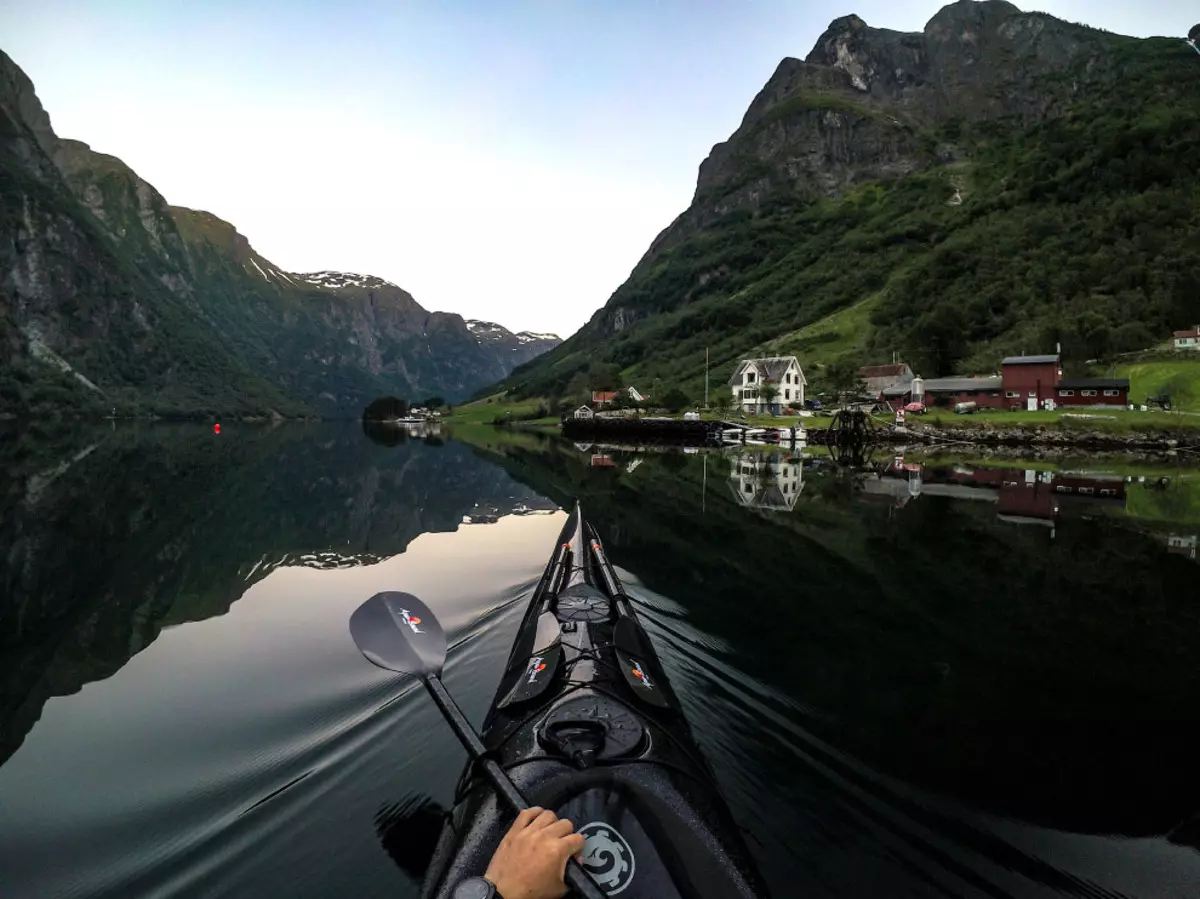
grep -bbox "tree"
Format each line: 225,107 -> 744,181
660,387 -> 691,412
824,359 -> 861,401
565,371 -> 590,406
421,396 -> 445,409
362,396 -> 408,421
756,380 -> 780,414
587,362 -> 623,391
711,391 -> 733,415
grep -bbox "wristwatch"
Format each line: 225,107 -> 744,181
452,876 -> 497,899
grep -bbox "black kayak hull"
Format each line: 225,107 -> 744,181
422,505 -> 767,899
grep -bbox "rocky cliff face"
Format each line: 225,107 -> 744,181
0,50 -> 556,416
654,0 -> 1109,255
498,0 -> 1200,396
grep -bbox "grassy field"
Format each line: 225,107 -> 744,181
1113,357 -> 1200,411
445,393 -> 555,425
908,407 -> 1200,433
757,296 -> 879,363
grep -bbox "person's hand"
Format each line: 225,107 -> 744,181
484,806 -> 586,899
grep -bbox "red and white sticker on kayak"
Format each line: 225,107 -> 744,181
526,655 -> 548,684
630,659 -> 653,689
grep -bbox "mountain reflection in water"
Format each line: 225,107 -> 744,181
1,424 -> 1199,898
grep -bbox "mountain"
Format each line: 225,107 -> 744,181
0,52 -> 558,418
466,320 -> 562,369
497,0 -> 1200,401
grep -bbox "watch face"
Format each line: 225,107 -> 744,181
453,877 -> 494,899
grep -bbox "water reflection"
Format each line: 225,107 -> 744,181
3,425 -> 1200,898
0,424 -> 550,769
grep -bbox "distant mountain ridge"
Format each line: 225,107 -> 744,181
495,0 -> 1200,401
0,53 -> 560,417
466,319 -> 562,367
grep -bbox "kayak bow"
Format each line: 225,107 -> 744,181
423,503 -> 767,898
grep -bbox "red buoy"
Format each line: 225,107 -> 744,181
214,423 -> 221,434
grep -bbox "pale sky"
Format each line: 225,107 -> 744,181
2,1 -> 1194,336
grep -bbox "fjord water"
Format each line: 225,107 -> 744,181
2,425 -> 1200,899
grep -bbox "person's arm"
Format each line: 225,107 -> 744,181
483,807 -> 586,899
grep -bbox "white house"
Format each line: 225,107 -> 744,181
1174,325 -> 1200,351
728,355 -> 806,414
573,405 -> 594,419
727,452 -> 804,511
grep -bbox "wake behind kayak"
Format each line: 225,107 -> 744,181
419,503 -> 767,898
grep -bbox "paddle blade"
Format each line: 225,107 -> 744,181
350,592 -> 447,676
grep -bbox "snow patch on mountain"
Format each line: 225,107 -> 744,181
295,270 -> 399,290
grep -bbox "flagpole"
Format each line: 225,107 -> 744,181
705,347 -> 709,408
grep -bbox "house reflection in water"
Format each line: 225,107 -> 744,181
727,452 -> 804,511
864,461 -> 1128,532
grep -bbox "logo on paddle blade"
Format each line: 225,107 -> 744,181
578,822 -> 635,895
526,655 -> 547,684
630,660 -> 653,689
399,609 -> 423,634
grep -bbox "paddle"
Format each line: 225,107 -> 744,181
350,591 -> 607,899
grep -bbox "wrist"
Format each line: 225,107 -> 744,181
486,875 -> 512,899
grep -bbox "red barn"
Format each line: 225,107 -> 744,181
1000,355 -> 1061,409
1054,378 -> 1130,407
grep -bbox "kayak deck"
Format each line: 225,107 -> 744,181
423,505 -> 766,898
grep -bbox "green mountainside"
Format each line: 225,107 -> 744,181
0,52 -> 559,418
497,0 -> 1200,400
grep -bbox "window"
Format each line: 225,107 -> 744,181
1028,391 -> 1036,397
784,389 -> 790,400
746,372 -> 756,383
1082,389 -> 1097,397
1103,389 -> 1119,397
989,391 -> 1000,397
1059,390 -> 1074,397
742,389 -> 754,400
1006,391 -> 1019,398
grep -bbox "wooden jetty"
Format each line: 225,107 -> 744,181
560,416 -> 723,444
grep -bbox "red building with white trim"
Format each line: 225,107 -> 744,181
879,353 -> 1130,411
999,355 -> 1061,409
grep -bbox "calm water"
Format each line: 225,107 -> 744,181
3,423 -> 1200,898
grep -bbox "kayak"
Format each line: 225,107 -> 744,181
422,503 -> 768,898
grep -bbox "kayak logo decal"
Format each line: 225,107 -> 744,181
526,655 -> 547,684
398,608 -> 423,635
578,822 -> 635,895
630,659 -> 653,689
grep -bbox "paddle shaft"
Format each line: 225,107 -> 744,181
422,675 -> 608,899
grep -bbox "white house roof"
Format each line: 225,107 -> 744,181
728,355 -> 805,385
